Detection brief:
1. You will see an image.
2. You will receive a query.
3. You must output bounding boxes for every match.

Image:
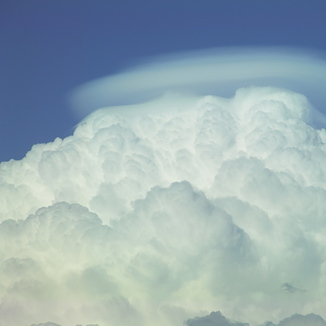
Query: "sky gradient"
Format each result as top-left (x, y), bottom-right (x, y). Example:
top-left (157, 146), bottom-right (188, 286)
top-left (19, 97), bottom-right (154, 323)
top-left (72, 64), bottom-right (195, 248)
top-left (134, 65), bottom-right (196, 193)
top-left (1, 0), bottom-right (326, 162)
top-left (2, 1), bottom-right (326, 326)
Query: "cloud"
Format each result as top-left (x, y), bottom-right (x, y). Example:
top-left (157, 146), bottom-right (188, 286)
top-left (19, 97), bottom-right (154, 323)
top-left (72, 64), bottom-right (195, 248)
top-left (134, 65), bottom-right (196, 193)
top-left (185, 312), bottom-right (326, 326)
top-left (185, 311), bottom-right (249, 326)
top-left (262, 313), bottom-right (326, 326)
top-left (69, 47), bottom-right (326, 128)
top-left (281, 283), bottom-right (306, 294)
top-left (2, 49), bottom-right (326, 325)
top-left (30, 323), bottom-right (61, 326)
top-left (277, 313), bottom-right (326, 326)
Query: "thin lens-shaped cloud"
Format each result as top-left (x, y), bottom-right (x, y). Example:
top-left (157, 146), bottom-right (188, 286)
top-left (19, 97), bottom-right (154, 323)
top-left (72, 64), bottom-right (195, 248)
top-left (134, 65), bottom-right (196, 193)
top-left (70, 47), bottom-right (326, 127)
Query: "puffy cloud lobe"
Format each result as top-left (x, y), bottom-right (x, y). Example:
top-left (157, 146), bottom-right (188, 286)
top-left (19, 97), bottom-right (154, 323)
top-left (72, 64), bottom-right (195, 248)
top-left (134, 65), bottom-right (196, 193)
top-left (185, 312), bottom-right (326, 326)
top-left (262, 313), bottom-right (326, 326)
top-left (185, 311), bottom-right (249, 326)
top-left (1, 87), bottom-right (326, 325)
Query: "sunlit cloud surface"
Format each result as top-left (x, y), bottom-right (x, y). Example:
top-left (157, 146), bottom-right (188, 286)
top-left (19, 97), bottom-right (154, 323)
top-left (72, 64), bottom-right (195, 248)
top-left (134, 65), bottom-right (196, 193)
top-left (2, 47), bottom-right (326, 326)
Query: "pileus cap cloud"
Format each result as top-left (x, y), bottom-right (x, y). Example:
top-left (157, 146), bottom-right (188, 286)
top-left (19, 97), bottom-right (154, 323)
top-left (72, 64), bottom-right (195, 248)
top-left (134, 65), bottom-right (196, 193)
top-left (70, 47), bottom-right (326, 127)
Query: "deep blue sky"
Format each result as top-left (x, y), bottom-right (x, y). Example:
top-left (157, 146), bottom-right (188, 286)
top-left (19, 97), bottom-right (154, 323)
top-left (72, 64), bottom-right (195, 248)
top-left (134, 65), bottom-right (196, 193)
top-left (1, 0), bottom-right (326, 162)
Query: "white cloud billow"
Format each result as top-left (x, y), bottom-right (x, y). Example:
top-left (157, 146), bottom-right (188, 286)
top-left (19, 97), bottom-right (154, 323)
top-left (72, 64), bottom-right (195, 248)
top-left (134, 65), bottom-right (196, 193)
top-left (1, 48), bottom-right (326, 326)
top-left (185, 311), bottom-right (326, 326)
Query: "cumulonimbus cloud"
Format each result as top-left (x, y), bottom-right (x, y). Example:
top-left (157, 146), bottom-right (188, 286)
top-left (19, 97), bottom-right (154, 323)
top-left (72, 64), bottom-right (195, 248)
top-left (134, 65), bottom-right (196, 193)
top-left (2, 47), bottom-right (326, 326)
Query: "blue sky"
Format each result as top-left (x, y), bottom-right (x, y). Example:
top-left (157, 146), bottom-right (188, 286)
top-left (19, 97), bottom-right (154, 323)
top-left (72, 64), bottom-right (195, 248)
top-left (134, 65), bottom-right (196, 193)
top-left (1, 0), bottom-right (326, 162)
top-left (2, 2), bottom-right (326, 325)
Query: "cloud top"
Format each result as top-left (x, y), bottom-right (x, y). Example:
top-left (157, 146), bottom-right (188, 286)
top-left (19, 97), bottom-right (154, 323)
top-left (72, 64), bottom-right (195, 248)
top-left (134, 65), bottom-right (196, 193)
top-left (69, 47), bottom-right (326, 128)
